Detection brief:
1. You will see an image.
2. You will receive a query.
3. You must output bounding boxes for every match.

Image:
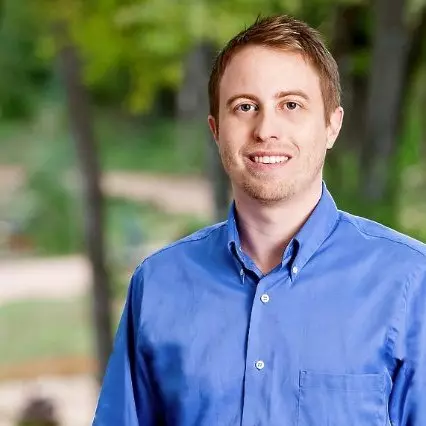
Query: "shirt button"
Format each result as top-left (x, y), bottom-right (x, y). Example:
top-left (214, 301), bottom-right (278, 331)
top-left (260, 294), bottom-right (270, 303)
top-left (292, 266), bottom-right (299, 274)
top-left (255, 360), bottom-right (265, 370)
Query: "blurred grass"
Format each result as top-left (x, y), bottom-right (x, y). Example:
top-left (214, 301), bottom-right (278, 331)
top-left (0, 296), bottom-right (126, 369)
top-left (0, 298), bottom-right (91, 365)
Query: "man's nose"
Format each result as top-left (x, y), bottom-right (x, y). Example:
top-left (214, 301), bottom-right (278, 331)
top-left (253, 109), bottom-right (281, 142)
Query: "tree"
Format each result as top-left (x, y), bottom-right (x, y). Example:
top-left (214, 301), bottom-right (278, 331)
top-left (359, 0), bottom-right (410, 220)
top-left (356, 0), bottom-right (426, 225)
top-left (0, 0), bottom-right (50, 119)
top-left (55, 20), bottom-right (113, 382)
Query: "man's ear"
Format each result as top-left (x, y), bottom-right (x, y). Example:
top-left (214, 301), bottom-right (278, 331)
top-left (208, 115), bottom-right (219, 146)
top-left (326, 106), bottom-right (344, 150)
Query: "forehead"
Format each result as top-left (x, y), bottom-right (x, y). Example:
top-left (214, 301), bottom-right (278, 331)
top-left (219, 45), bottom-right (322, 101)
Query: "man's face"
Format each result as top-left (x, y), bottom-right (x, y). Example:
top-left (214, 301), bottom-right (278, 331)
top-left (208, 45), bottom-right (343, 204)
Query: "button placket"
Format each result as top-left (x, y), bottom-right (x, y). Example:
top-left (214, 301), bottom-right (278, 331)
top-left (242, 275), bottom-right (272, 424)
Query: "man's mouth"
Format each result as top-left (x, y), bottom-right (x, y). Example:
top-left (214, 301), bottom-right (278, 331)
top-left (247, 151), bottom-right (293, 166)
top-left (251, 155), bottom-right (290, 164)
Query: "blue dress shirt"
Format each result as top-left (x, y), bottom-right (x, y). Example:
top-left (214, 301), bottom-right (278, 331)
top-left (93, 184), bottom-right (426, 425)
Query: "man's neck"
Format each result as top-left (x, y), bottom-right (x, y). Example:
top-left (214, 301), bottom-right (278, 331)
top-left (234, 181), bottom-right (323, 274)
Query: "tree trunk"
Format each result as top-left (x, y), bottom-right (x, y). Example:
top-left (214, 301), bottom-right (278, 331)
top-left (401, 5), bottom-right (426, 117)
top-left (404, 6), bottom-right (426, 95)
top-left (327, 4), bottom-right (369, 202)
top-left (334, 4), bottom-right (370, 157)
top-left (177, 41), bottom-right (229, 222)
top-left (422, 78), bottom-right (426, 170)
top-left (360, 0), bottom-right (410, 217)
top-left (422, 69), bottom-right (426, 161)
top-left (56, 23), bottom-right (113, 383)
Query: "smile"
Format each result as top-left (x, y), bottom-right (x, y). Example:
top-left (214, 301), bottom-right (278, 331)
top-left (253, 155), bottom-right (289, 164)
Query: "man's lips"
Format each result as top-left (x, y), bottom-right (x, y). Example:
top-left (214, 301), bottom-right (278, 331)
top-left (246, 152), bottom-right (293, 165)
top-left (248, 151), bottom-right (293, 158)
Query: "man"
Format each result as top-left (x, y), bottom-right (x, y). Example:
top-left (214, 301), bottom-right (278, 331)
top-left (93, 15), bottom-right (426, 425)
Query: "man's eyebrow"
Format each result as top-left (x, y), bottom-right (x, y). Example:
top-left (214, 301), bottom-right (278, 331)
top-left (274, 90), bottom-right (310, 101)
top-left (225, 90), bottom-right (310, 108)
top-left (225, 94), bottom-right (258, 108)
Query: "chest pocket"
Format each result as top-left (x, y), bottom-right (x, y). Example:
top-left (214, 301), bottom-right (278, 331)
top-left (297, 370), bottom-right (386, 426)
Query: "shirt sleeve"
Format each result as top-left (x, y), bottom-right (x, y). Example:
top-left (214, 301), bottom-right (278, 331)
top-left (92, 265), bottom-right (159, 425)
top-left (389, 263), bottom-right (426, 425)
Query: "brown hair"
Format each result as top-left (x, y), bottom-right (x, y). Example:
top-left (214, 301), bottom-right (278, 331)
top-left (208, 15), bottom-right (341, 124)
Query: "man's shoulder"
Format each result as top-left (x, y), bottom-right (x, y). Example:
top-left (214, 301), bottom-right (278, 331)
top-left (338, 210), bottom-right (426, 260)
top-left (141, 220), bottom-right (228, 265)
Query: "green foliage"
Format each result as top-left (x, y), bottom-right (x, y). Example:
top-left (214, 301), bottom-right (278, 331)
top-left (17, 0), bottom-right (396, 118)
top-left (8, 0), bottom-right (423, 117)
top-left (6, 103), bottom-right (83, 255)
top-left (36, 0), bottom-right (350, 113)
top-left (108, 0), bottom-right (302, 111)
top-left (0, 0), bottom-right (50, 119)
top-left (98, 115), bottom-right (205, 174)
top-left (18, 173), bottom-right (205, 257)
top-left (20, 168), bottom-right (83, 255)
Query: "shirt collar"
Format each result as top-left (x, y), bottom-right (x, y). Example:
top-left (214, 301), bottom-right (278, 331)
top-left (227, 204), bottom-right (240, 254)
top-left (291, 182), bottom-right (339, 275)
top-left (226, 182), bottom-right (339, 277)
top-left (227, 203), bottom-right (245, 267)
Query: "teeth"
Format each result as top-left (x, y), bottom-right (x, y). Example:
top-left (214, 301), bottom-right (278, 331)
top-left (254, 156), bottom-right (289, 164)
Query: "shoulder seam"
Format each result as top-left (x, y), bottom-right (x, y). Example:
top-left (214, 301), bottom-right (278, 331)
top-left (142, 221), bottom-right (227, 263)
top-left (339, 215), bottom-right (426, 259)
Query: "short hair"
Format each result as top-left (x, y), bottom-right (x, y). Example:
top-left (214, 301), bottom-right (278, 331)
top-left (208, 15), bottom-right (341, 123)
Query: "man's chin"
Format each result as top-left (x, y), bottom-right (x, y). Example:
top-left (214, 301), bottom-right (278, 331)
top-left (242, 184), bottom-right (294, 205)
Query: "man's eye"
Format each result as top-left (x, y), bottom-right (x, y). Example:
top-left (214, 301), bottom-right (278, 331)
top-left (236, 103), bottom-right (257, 112)
top-left (285, 102), bottom-right (299, 110)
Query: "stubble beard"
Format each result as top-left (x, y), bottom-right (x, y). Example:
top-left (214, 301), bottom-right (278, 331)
top-left (220, 145), bottom-right (325, 205)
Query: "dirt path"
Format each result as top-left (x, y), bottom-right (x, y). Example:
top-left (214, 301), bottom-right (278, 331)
top-left (0, 165), bottom-right (216, 303)
top-left (0, 240), bottom-right (167, 306)
top-left (0, 256), bottom-right (89, 305)
top-left (103, 170), bottom-right (214, 218)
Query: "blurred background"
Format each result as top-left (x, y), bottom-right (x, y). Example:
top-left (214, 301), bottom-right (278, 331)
top-left (0, 0), bottom-right (425, 424)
